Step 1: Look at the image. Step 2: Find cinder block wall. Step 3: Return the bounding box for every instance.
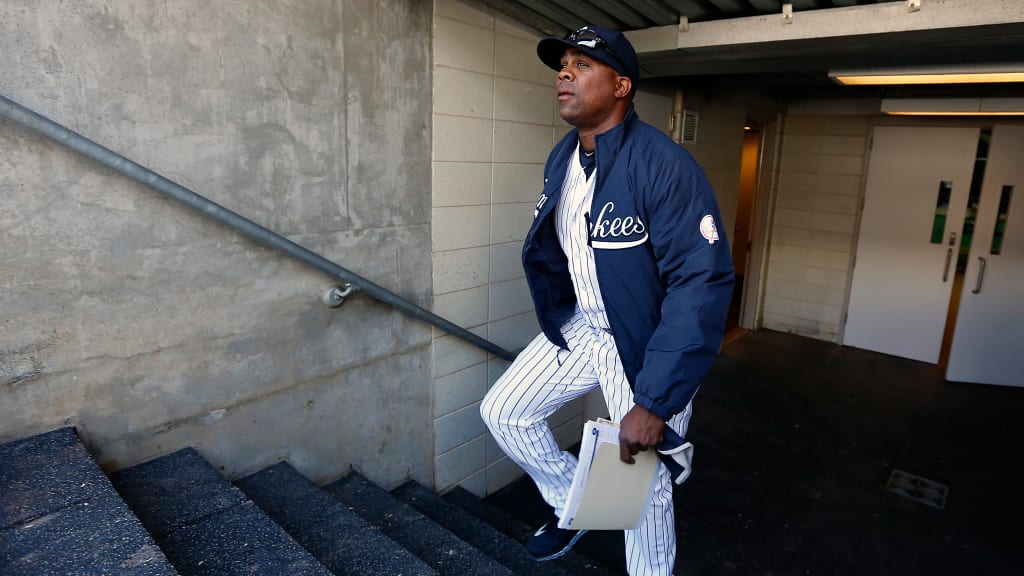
[429,0,585,495]
[0,0,435,489]
[762,115,868,341]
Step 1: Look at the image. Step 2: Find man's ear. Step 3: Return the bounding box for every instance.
[615,76,633,99]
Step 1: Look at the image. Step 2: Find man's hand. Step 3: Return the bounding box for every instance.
[618,404,665,464]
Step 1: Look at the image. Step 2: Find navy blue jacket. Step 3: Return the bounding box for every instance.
[522,107,735,421]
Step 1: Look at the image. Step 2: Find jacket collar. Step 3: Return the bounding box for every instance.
[592,104,637,157]
[590,104,636,193]
[551,104,638,175]
[537,105,639,221]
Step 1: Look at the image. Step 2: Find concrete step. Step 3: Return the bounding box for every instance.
[0,427,176,576]
[236,462,437,576]
[489,475,630,569]
[1,428,623,576]
[109,448,331,576]
[483,477,629,572]
[443,486,621,576]
[326,472,515,576]
[392,481,573,576]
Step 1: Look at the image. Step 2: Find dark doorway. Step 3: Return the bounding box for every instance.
[726,125,762,335]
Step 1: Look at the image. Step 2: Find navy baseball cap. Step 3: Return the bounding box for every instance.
[537,25,640,85]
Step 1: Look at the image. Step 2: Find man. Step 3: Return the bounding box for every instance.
[480,25,734,575]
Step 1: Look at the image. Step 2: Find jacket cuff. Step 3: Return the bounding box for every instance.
[632,392,674,422]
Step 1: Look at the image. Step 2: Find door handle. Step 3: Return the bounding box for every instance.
[943,248,953,282]
[971,257,987,294]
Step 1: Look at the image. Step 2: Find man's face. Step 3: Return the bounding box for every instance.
[556,48,623,129]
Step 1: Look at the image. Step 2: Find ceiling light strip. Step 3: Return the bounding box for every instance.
[830,64,1024,86]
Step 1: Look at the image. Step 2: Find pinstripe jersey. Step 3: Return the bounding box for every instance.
[555,144,610,331]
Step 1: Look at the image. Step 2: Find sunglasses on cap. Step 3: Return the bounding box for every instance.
[565,27,626,74]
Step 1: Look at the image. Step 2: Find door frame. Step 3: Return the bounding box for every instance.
[739,114,783,330]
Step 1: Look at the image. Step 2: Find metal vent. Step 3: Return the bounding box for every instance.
[886,469,948,510]
[682,110,699,143]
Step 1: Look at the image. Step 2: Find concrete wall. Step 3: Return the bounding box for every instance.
[0,0,435,488]
[762,115,869,342]
[634,89,674,138]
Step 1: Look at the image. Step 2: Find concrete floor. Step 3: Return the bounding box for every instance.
[487,329,1024,575]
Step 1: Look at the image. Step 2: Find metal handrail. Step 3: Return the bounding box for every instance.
[0,93,517,361]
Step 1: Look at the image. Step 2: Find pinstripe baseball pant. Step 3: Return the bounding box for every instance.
[481,309,692,576]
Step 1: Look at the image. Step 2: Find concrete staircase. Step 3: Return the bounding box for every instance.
[1,428,622,575]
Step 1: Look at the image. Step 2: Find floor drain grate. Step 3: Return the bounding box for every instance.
[886,469,948,510]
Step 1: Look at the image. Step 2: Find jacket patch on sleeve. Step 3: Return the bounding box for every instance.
[700,214,720,245]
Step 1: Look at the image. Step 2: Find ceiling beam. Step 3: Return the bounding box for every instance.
[470,0,564,35]
[705,0,751,15]
[790,0,824,10]
[627,0,1024,53]
[736,0,765,14]
[585,0,657,29]
[746,0,781,10]
[659,0,717,21]
[693,0,726,16]
[627,0,682,24]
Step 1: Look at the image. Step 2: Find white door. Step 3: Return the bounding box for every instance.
[844,126,979,364]
[946,125,1024,386]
